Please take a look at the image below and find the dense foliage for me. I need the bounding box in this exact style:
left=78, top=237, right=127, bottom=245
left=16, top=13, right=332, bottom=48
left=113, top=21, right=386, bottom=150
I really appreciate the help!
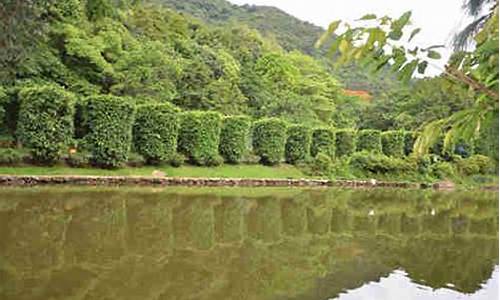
left=133, top=103, right=180, bottom=165
left=219, top=115, right=251, bottom=163
left=356, top=130, right=382, bottom=153
left=87, top=95, right=136, bottom=168
left=335, top=129, right=356, bottom=157
left=178, top=111, right=222, bottom=166
left=252, top=118, right=287, bottom=165
left=349, top=151, right=412, bottom=175
left=403, top=131, right=416, bottom=156
left=310, top=127, right=335, bottom=159
left=285, top=125, right=312, bottom=164
left=319, top=6, right=499, bottom=159
left=0, top=0, right=496, bottom=183
left=381, top=131, right=405, bottom=157
left=158, top=0, right=325, bottom=55
left=17, top=84, right=75, bottom=164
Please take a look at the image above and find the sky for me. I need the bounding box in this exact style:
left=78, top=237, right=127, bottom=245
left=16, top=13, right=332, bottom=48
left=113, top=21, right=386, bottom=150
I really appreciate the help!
left=227, top=0, right=472, bottom=75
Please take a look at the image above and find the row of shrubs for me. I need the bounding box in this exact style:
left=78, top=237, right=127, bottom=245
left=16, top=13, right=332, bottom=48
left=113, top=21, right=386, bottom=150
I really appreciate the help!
left=5, top=84, right=419, bottom=168
left=2, top=84, right=486, bottom=173
left=349, top=151, right=495, bottom=177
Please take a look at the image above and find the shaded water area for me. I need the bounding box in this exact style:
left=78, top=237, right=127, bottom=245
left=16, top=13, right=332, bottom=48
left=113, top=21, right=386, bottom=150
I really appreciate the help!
left=0, top=187, right=497, bottom=300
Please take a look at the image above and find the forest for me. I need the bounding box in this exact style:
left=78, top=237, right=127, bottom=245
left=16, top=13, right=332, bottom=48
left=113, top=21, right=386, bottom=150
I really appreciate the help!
left=0, top=0, right=498, bottom=184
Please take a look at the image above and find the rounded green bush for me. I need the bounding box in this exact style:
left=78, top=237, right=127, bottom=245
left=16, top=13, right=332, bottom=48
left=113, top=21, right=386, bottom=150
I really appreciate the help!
left=127, top=152, right=146, bottom=167
left=310, top=127, right=335, bottom=159
left=335, top=129, right=356, bottom=157
left=349, top=151, right=412, bottom=174
left=381, top=130, right=405, bottom=157
left=432, top=162, right=456, bottom=179
left=286, top=124, right=312, bottom=164
left=356, top=129, right=382, bottom=153
left=169, top=153, right=185, bottom=168
left=312, top=153, right=333, bottom=175
left=403, top=131, right=416, bottom=156
left=17, top=84, right=76, bottom=164
left=133, top=103, right=180, bottom=165
left=252, top=118, right=287, bottom=165
left=66, top=152, right=91, bottom=168
left=178, top=111, right=222, bottom=166
left=456, top=155, right=495, bottom=175
left=0, top=148, right=24, bottom=165
left=86, top=95, right=136, bottom=168
left=219, top=115, right=251, bottom=163
left=205, top=154, right=224, bottom=167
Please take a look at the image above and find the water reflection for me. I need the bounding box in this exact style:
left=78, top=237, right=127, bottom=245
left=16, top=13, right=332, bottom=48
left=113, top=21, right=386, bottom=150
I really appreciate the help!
left=0, top=187, right=497, bottom=300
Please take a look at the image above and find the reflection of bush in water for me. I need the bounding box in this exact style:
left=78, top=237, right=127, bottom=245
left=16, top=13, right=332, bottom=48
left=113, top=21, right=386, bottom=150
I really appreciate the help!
left=127, top=196, right=175, bottom=256
left=173, top=196, right=217, bottom=250
left=247, top=197, right=282, bottom=242
left=281, top=197, right=307, bottom=236
left=0, top=188, right=497, bottom=300
left=215, top=197, right=245, bottom=243
left=307, top=198, right=332, bottom=235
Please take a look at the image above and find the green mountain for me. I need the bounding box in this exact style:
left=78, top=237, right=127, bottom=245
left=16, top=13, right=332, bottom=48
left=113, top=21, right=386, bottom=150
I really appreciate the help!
left=155, top=0, right=325, bottom=55
left=154, top=0, right=403, bottom=94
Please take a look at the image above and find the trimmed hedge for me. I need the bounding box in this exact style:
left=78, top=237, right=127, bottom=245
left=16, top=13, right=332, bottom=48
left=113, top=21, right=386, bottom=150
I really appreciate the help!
left=356, top=129, right=382, bottom=153
left=403, top=131, right=416, bottom=156
left=381, top=130, right=405, bottom=157
left=17, top=84, right=76, bottom=164
left=310, top=127, right=335, bottom=159
left=219, top=115, right=251, bottom=163
left=133, top=103, right=180, bottom=164
left=252, top=118, right=287, bottom=165
left=178, top=111, right=222, bottom=166
left=285, top=124, right=311, bottom=164
left=87, top=95, right=136, bottom=168
left=335, top=129, right=356, bottom=157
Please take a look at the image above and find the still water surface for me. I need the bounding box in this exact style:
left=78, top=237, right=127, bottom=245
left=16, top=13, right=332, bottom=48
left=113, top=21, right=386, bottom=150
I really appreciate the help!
left=0, top=187, right=497, bottom=300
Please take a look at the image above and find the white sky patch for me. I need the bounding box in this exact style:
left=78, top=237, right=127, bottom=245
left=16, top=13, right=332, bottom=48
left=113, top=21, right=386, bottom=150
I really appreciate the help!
left=227, top=0, right=473, bottom=75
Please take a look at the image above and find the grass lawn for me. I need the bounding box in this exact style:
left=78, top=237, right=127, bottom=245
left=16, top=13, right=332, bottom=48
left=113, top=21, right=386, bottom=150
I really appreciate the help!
left=0, top=164, right=309, bottom=179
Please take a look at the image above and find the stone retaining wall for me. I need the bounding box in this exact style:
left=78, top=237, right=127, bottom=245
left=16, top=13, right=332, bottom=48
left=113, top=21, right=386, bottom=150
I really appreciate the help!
left=0, top=175, right=422, bottom=189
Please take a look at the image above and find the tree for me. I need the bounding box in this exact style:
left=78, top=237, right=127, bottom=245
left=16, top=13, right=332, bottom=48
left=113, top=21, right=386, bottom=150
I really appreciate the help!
left=318, top=6, right=499, bottom=156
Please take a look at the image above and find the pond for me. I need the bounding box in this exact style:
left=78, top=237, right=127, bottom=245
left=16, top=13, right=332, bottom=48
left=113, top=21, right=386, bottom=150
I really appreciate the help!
left=0, top=187, right=497, bottom=300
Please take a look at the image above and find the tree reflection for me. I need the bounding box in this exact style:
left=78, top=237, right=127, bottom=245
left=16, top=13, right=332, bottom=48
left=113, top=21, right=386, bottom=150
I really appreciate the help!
left=0, top=188, right=497, bottom=300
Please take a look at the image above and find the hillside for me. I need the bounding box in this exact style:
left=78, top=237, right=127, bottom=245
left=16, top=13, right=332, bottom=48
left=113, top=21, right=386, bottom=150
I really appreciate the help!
left=155, top=0, right=403, bottom=94
left=155, top=0, right=325, bottom=55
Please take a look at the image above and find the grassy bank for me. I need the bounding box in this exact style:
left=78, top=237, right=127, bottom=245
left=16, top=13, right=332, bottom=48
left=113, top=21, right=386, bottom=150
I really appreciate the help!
left=0, top=165, right=496, bottom=190
left=0, top=164, right=308, bottom=179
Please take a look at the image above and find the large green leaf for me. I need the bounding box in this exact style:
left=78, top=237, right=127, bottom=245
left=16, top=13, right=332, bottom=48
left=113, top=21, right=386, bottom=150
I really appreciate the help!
left=427, top=50, right=442, bottom=59
left=315, top=20, right=341, bottom=48
left=339, top=39, right=350, bottom=54
left=388, top=30, right=403, bottom=41
left=358, top=14, right=377, bottom=20
left=391, top=11, right=412, bottom=32
left=397, top=59, right=418, bottom=82
left=408, top=28, right=421, bottom=41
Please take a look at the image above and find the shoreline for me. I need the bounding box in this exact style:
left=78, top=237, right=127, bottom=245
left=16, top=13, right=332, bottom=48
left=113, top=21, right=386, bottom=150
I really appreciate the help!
left=0, top=174, right=439, bottom=189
